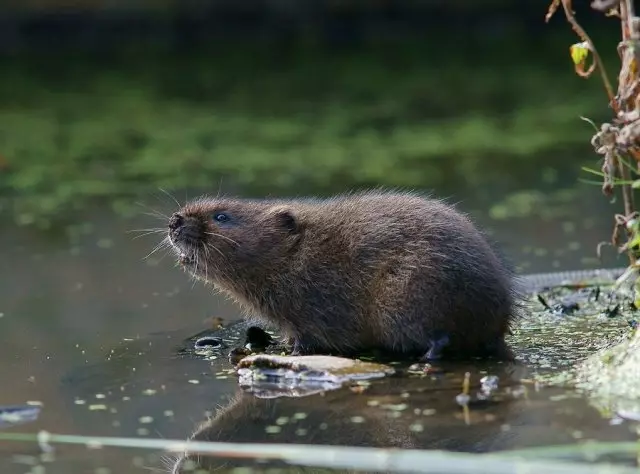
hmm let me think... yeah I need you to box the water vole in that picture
[166,189,519,361]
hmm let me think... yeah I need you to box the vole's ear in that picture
[267,206,301,234]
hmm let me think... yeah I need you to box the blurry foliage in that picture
[489,189,579,221]
[0,41,613,228]
[546,0,640,273]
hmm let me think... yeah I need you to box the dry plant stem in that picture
[556,0,617,104]
[621,0,636,38]
[548,0,639,266]
[617,0,637,262]
[620,158,635,216]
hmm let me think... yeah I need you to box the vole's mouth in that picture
[168,234,198,267]
[178,251,195,265]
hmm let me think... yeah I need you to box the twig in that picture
[546,0,617,106]
[547,0,640,266]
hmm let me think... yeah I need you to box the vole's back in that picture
[267,190,516,359]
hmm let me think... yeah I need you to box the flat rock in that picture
[235,354,395,398]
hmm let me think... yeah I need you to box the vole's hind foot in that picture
[419,332,450,362]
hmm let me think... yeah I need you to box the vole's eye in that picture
[212,212,229,223]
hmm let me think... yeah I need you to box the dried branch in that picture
[591,0,622,13]
[546,0,616,105]
[546,0,640,266]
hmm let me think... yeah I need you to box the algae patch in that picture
[573,329,640,415]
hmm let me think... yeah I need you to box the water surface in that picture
[1,178,637,473]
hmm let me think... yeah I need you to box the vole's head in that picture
[167,197,303,280]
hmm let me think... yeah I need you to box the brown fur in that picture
[166,189,519,360]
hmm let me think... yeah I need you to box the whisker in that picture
[136,202,171,220]
[139,464,166,473]
[159,452,181,473]
[127,228,164,233]
[205,242,225,259]
[204,231,239,246]
[153,247,173,265]
[202,244,210,283]
[143,237,172,261]
[140,213,170,223]
[158,187,182,208]
[131,230,167,240]
[191,251,199,289]
[127,227,166,237]
[216,176,224,199]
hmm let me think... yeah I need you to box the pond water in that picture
[1,169,639,473]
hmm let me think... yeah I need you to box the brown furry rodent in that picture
[166,189,519,361]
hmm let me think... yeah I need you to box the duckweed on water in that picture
[381,403,408,412]
[509,284,632,373]
[275,417,290,426]
[88,405,107,411]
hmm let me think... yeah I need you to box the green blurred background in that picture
[0,0,623,228]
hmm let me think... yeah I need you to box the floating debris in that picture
[88,405,107,411]
[480,375,500,395]
[381,403,408,412]
[409,423,424,432]
[537,294,580,316]
[0,405,41,429]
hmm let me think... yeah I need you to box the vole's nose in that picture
[169,213,184,231]
[168,212,203,245]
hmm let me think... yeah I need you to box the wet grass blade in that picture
[0,431,637,474]
[493,441,640,460]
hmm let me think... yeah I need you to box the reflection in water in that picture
[171,387,418,473]
[171,358,635,473]
[0,176,638,473]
